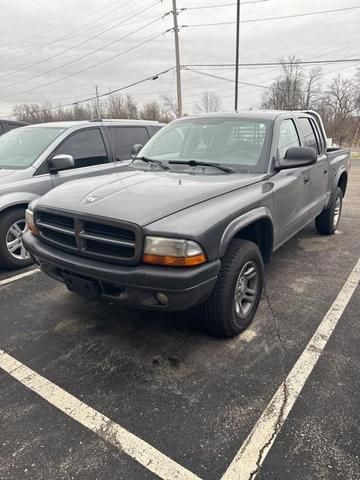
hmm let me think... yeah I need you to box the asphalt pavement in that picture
[0,162,359,480]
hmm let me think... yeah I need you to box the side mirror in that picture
[275,146,317,171]
[131,144,143,160]
[49,154,75,173]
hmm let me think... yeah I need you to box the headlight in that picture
[25,199,40,236]
[143,236,207,267]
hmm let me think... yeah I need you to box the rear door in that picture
[272,118,312,247]
[298,117,328,216]
[50,128,116,187]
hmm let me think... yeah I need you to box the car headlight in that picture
[143,236,207,267]
[25,199,40,236]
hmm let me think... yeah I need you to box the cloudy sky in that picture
[0,0,359,117]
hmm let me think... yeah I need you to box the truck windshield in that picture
[0,126,65,170]
[138,117,271,173]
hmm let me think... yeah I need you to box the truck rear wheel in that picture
[0,208,33,270]
[315,187,343,235]
[201,239,264,337]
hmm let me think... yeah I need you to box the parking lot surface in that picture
[1,162,359,480]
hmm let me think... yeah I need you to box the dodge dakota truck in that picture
[23,110,350,337]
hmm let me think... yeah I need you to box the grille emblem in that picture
[85,194,99,203]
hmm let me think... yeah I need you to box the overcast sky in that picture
[0,0,359,117]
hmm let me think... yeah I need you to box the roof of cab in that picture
[23,119,164,129]
[176,110,309,122]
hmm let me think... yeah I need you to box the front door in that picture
[272,118,311,248]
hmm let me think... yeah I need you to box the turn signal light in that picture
[143,253,207,267]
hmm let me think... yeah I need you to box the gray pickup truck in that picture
[24,110,350,337]
[0,119,162,269]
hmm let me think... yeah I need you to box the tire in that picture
[315,187,343,235]
[201,239,264,337]
[0,208,34,270]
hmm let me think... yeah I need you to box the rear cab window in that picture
[298,117,320,154]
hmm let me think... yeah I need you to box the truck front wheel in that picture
[315,186,343,235]
[201,239,264,337]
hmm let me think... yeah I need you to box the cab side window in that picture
[55,128,109,168]
[298,118,319,153]
[278,119,300,159]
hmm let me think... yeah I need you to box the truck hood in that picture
[37,169,267,226]
[0,168,18,181]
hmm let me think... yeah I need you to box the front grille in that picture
[35,210,141,265]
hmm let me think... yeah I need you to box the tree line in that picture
[261,57,360,146]
[12,58,360,146]
[12,94,177,125]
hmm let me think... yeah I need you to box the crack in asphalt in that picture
[249,284,289,480]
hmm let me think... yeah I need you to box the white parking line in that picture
[0,268,39,287]
[221,257,360,480]
[0,349,201,480]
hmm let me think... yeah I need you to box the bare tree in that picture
[140,101,161,121]
[326,74,357,120]
[161,95,178,119]
[262,56,304,110]
[125,95,138,119]
[193,90,222,114]
[321,74,359,145]
[300,66,322,109]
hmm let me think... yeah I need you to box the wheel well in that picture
[232,218,273,264]
[338,172,348,196]
[0,203,28,217]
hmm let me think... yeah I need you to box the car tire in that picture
[201,239,264,337]
[315,187,343,235]
[0,208,33,270]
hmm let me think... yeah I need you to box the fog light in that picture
[155,292,168,305]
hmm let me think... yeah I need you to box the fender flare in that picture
[218,207,274,258]
[0,192,40,214]
[334,166,347,190]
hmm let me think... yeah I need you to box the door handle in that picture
[324,168,328,174]
[304,175,310,184]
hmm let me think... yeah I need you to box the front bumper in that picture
[23,232,220,311]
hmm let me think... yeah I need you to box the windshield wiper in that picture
[133,156,169,171]
[168,160,234,173]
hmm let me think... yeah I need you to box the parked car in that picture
[0,119,163,269]
[24,111,350,336]
[0,119,28,136]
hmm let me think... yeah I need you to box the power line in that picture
[0,1,162,87]
[0,67,175,118]
[182,5,360,27]
[183,58,360,68]
[0,0,122,50]
[0,34,169,101]
[1,15,164,91]
[0,4,160,82]
[0,0,135,71]
[182,1,267,10]
[183,67,270,89]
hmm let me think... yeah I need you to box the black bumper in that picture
[23,232,220,311]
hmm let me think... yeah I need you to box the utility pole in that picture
[95,86,101,118]
[172,0,183,117]
[234,0,240,111]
